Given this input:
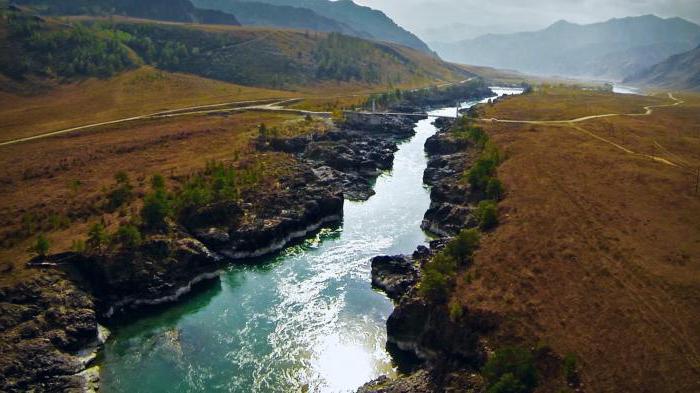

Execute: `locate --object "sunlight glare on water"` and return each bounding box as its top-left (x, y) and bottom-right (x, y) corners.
top-left (99, 90), bottom-right (519, 393)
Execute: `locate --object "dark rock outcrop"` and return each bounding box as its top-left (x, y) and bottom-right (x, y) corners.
top-left (421, 125), bottom-right (480, 237)
top-left (0, 270), bottom-right (101, 392)
top-left (367, 244), bottom-right (497, 393)
top-left (371, 255), bottom-right (418, 301)
top-left (358, 369), bottom-right (437, 393)
top-left (72, 234), bottom-right (223, 318)
top-left (259, 114), bottom-right (421, 200)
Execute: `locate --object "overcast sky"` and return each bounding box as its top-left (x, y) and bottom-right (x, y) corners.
top-left (354, 0), bottom-right (700, 42)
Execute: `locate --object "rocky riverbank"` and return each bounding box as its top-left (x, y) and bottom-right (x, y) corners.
top-left (0, 113), bottom-right (423, 392)
top-left (361, 117), bottom-right (496, 392)
top-left (421, 118), bottom-right (482, 237)
top-left (363, 240), bottom-right (498, 393)
top-left (258, 112), bottom-right (421, 200)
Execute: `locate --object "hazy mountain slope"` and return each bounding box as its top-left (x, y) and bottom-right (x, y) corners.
top-left (0, 8), bottom-right (468, 90)
top-left (243, 0), bottom-right (432, 53)
top-left (13, 0), bottom-right (241, 25)
top-left (624, 45), bottom-right (700, 91)
top-left (192, 0), bottom-right (365, 37)
top-left (434, 15), bottom-right (700, 80)
top-left (112, 23), bottom-right (461, 88)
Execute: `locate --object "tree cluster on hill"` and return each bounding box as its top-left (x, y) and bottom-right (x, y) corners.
top-left (0, 12), bottom-right (133, 79)
top-left (12, 0), bottom-right (241, 25)
top-left (364, 79), bottom-right (491, 111)
top-left (314, 33), bottom-right (383, 82)
top-left (1, 7), bottom-right (467, 88)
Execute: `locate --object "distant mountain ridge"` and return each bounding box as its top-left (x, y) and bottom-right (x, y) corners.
top-left (195, 0), bottom-right (432, 53)
top-left (192, 0), bottom-right (366, 36)
top-left (433, 15), bottom-right (700, 81)
top-left (13, 0), bottom-right (241, 25)
top-left (624, 44), bottom-right (700, 91)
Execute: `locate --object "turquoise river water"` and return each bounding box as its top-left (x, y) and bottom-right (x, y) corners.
top-left (99, 88), bottom-right (521, 393)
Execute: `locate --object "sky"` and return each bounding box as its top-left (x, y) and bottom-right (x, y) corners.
top-left (354, 0), bottom-right (700, 42)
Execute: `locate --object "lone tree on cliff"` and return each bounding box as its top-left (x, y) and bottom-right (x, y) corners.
top-left (87, 223), bottom-right (108, 253)
top-left (29, 234), bottom-right (50, 259)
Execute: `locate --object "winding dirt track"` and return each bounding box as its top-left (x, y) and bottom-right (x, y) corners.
top-left (1, 86), bottom-right (683, 155)
top-left (0, 98), bottom-right (291, 147)
top-left (479, 93), bottom-right (687, 168)
top-left (0, 78), bottom-right (481, 147)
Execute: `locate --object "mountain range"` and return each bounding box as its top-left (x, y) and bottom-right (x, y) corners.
top-left (624, 44), bottom-right (700, 91)
top-left (0, 4), bottom-right (467, 90)
top-left (193, 0), bottom-right (432, 53)
top-left (16, 0), bottom-right (432, 54)
top-left (432, 15), bottom-right (700, 81)
top-left (190, 0), bottom-right (364, 36)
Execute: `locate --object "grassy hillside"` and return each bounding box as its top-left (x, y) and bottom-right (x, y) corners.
top-left (207, 0), bottom-right (432, 53)
top-left (108, 21), bottom-right (461, 88)
top-left (0, 66), bottom-right (294, 141)
top-left (12, 0), bottom-right (241, 25)
top-left (467, 87), bottom-right (700, 392)
top-left (0, 8), bottom-right (468, 90)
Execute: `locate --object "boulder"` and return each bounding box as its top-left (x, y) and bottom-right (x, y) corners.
top-left (371, 255), bottom-right (419, 301)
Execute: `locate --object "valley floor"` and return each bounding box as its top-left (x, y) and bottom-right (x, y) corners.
top-left (457, 88), bottom-right (700, 392)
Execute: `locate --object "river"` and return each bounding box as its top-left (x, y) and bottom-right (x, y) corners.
top-left (99, 87), bottom-right (521, 393)
top-left (612, 84), bottom-right (641, 95)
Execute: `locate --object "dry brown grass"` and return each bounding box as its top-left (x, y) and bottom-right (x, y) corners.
top-left (481, 86), bottom-right (669, 121)
top-left (0, 66), bottom-right (295, 142)
top-left (0, 110), bottom-right (316, 283)
top-left (455, 89), bottom-right (700, 392)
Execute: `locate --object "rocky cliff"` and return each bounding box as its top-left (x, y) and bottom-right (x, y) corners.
top-left (362, 118), bottom-right (497, 392)
top-left (0, 114), bottom-right (422, 392)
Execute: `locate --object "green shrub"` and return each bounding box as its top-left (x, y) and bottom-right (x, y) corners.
top-left (419, 252), bottom-right (456, 302)
top-left (467, 156), bottom-right (497, 190)
top-left (476, 200), bottom-right (499, 230)
top-left (114, 224), bottom-right (142, 249)
top-left (562, 353), bottom-right (578, 384)
top-left (448, 299), bottom-right (464, 322)
top-left (29, 234), bottom-right (50, 258)
top-left (483, 347), bottom-right (538, 393)
top-left (420, 228), bottom-right (481, 302)
top-left (114, 171), bottom-right (129, 184)
top-left (151, 174), bottom-right (166, 190)
top-left (107, 185), bottom-right (133, 210)
top-left (258, 123), bottom-right (268, 139)
top-left (141, 174), bottom-right (172, 231)
top-left (488, 373), bottom-right (528, 393)
top-left (486, 178), bottom-right (504, 200)
top-left (466, 141), bottom-right (503, 192)
top-left (444, 228), bottom-right (480, 264)
top-left (465, 125), bottom-right (489, 148)
top-left (141, 192), bottom-right (170, 230)
top-left (107, 171), bottom-right (133, 210)
top-left (86, 223), bottom-right (108, 253)
top-left (71, 239), bottom-right (86, 253)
